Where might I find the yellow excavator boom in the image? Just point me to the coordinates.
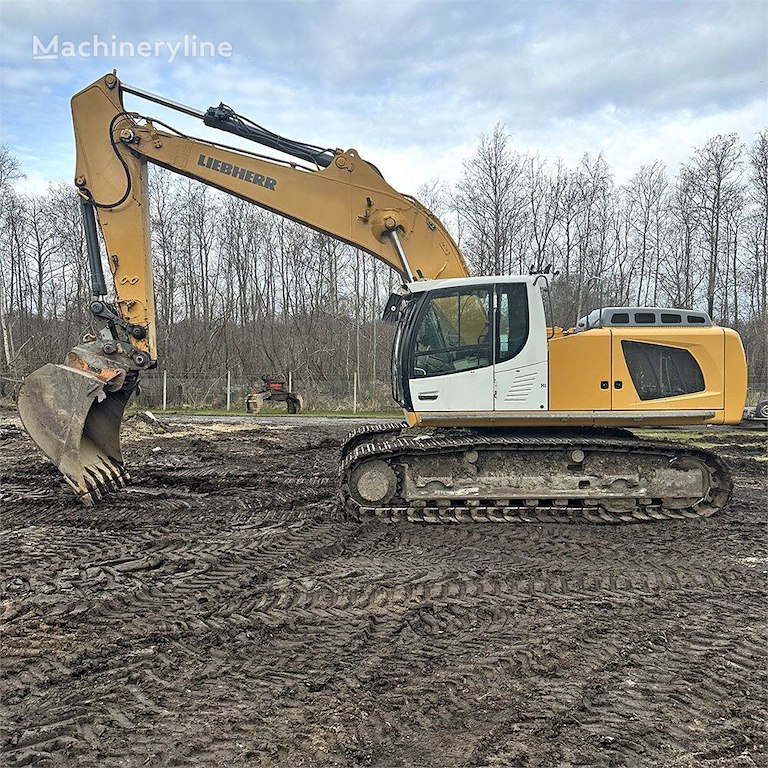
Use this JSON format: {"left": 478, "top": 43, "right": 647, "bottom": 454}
{"left": 70, "top": 72, "right": 469, "bottom": 371}
{"left": 18, "top": 72, "right": 469, "bottom": 503}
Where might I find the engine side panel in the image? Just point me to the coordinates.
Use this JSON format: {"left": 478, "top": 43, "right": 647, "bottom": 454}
{"left": 548, "top": 330, "right": 612, "bottom": 411}
{"left": 609, "top": 327, "right": 725, "bottom": 412}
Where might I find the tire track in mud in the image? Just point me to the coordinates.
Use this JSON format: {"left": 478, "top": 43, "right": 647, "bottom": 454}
{"left": 217, "top": 565, "right": 759, "bottom": 628}
{"left": 19, "top": 571, "right": 746, "bottom": 766}
{"left": 1, "top": 417, "right": 766, "bottom": 767}
{"left": 1, "top": 519, "right": 364, "bottom": 639}
{"left": 469, "top": 609, "right": 767, "bottom": 767}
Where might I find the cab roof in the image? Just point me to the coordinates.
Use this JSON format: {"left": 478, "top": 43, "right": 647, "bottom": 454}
{"left": 405, "top": 275, "right": 537, "bottom": 294}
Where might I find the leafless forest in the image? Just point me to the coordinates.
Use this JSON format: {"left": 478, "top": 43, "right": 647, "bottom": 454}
{"left": 0, "top": 126, "right": 766, "bottom": 398}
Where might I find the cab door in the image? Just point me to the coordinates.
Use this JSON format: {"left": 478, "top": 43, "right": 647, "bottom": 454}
{"left": 493, "top": 282, "right": 549, "bottom": 411}
{"left": 408, "top": 285, "right": 495, "bottom": 412}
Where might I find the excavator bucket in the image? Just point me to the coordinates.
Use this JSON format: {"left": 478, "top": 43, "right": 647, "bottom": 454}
{"left": 18, "top": 363, "right": 133, "bottom": 505}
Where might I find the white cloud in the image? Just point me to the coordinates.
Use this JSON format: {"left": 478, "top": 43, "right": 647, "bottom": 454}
{"left": 0, "top": 0, "right": 765, "bottom": 198}
{"left": 511, "top": 99, "right": 768, "bottom": 183}
{"left": 11, "top": 168, "right": 58, "bottom": 197}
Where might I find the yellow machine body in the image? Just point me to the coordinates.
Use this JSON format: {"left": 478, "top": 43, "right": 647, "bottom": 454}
{"left": 406, "top": 325, "right": 747, "bottom": 428}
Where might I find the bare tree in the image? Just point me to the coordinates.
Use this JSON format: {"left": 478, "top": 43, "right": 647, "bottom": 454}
{"left": 0, "top": 147, "right": 24, "bottom": 368}
{"left": 2, "top": 129, "right": 766, "bottom": 403}
{"left": 625, "top": 161, "right": 668, "bottom": 305}
{"left": 746, "top": 131, "right": 767, "bottom": 323}
{"left": 527, "top": 156, "right": 566, "bottom": 271}
{"left": 453, "top": 124, "right": 527, "bottom": 275}
{"left": 682, "top": 134, "right": 745, "bottom": 318}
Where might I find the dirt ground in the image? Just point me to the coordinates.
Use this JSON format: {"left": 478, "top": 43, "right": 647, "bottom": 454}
{"left": 1, "top": 413, "right": 766, "bottom": 767}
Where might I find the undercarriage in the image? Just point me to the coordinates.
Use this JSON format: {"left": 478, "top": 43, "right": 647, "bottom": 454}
{"left": 339, "top": 424, "right": 732, "bottom": 524}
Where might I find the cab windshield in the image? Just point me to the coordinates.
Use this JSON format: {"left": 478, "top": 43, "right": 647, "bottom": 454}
{"left": 412, "top": 287, "right": 492, "bottom": 378}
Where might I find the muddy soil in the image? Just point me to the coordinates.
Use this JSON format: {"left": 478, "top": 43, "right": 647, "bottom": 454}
{"left": 1, "top": 414, "right": 766, "bottom": 767}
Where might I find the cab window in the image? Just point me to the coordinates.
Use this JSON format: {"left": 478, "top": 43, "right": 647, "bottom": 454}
{"left": 412, "top": 287, "right": 491, "bottom": 378}
{"left": 497, "top": 283, "right": 529, "bottom": 363}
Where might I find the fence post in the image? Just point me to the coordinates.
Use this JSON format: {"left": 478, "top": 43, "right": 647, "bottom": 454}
{"left": 288, "top": 371, "right": 292, "bottom": 393}
{"left": 353, "top": 371, "right": 358, "bottom": 414}
{"left": 226, "top": 370, "right": 231, "bottom": 412}
{"left": 162, "top": 370, "right": 167, "bottom": 411}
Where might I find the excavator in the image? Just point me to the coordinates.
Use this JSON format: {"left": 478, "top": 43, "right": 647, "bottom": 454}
{"left": 18, "top": 72, "right": 748, "bottom": 523}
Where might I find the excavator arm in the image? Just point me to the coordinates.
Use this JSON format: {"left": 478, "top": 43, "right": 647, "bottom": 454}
{"left": 17, "top": 72, "right": 469, "bottom": 504}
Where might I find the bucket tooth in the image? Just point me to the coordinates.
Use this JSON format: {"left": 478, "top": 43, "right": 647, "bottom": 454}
{"left": 94, "top": 462, "right": 118, "bottom": 493}
{"left": 82, "top": 470, "right": 98, "bottom": 491}
{"left": 100, "top": 456, "right": 123, "bottom": 488}
{"left": 84, "top": 478, "right": 103, "bottom": 502}
{"left": 87, "top": 463, "right": 107, "bottom": 488}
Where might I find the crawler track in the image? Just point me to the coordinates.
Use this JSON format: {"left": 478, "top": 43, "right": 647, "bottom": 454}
{"left": 340, "top": 424, "right": 733, "bottom": 523}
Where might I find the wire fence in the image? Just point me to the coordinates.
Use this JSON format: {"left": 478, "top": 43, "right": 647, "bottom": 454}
{"left": 131, "top": 371, "right": 397, "bottom": 413}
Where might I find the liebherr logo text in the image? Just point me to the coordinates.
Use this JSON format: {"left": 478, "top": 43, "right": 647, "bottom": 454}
{"left": 198, "top": 154, "right": 277, "bottom": 190}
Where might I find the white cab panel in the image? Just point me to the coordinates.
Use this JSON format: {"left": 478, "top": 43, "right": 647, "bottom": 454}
{"left": 494, "top": 282, "right": 549, "bottom": 411}
{"left": 406, "top": 276, "right": 550, "bottom": 414}
{"left": 409, "top": 365, "right": 494, "bottom": 411}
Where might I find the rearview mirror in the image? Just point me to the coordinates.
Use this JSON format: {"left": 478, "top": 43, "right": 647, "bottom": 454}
{"left": 382, "top": 293, "right": 406, "bottom": 323}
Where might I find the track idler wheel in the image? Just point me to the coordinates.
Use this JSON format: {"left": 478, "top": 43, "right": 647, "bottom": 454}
{"left": 348, "top": 459, "right": 397, "bottom": 506}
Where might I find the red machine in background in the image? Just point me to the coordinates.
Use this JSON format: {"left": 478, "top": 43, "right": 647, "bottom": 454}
{"left": 246, "top": 375, "right": 304, "bottom": 414}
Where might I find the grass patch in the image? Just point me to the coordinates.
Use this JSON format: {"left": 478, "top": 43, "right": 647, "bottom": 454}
{"left": 126, "top": 406, "right": 403, "bottom": 419}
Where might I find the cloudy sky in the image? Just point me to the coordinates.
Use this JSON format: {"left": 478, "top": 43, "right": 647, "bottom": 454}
{"left": 0, "top": 0, "right": 765, "bottom": 196}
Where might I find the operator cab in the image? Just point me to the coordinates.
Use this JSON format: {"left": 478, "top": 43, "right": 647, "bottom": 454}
{"left": 390, "top": 276, "right": 549, "bottom": 413}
